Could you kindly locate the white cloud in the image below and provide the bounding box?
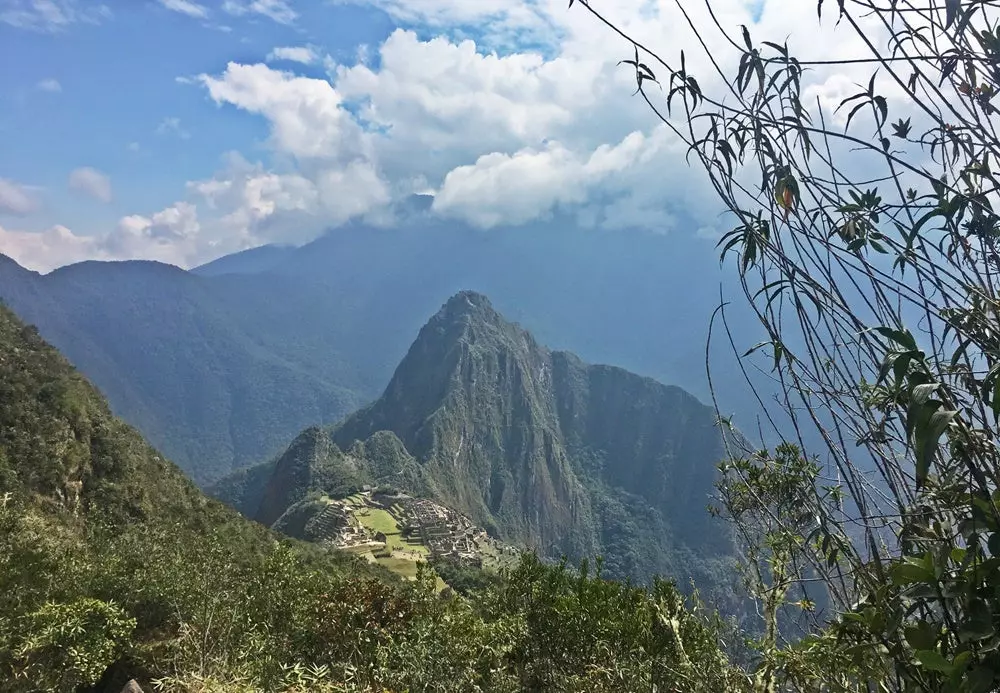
[36,78,61,93]
[17,0,917,271]
[179,23,748,252]
[431,127,711,230]
[267,45,318,65]
[0,0,111,31]
[114,201,200,252]
[0,224,107,272]
[199,62,368,161]
[68,167,113,203]
[433,144,589,227]
[158,0,209,19]
[0,204,204,272]
[156,116,191,139]
[332,0,555,47]
[189,153,389,247]
[0,178,41,215]
[221,0,296,24]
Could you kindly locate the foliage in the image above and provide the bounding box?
[429,558,503,597]
[12,598,135,692]
[1,495,748,691]
[573,0,1000,689]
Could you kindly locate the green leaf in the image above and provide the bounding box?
[953,650,973,672]
[912,383,940,406]
[874,326,917,351]
[988,532,1000,557]
[945,0,960,29]
[891,561,934,585]
[959,607,994,643]
[915,648,953,673]
[912,405,957,487]
[905,621,938,650]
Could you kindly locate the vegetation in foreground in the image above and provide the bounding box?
[2,501,747,692]
[569,0,1000,689]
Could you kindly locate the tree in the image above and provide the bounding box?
[572,0,1000,690]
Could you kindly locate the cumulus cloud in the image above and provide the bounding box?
[0,178,41,216]
[159,0,209,19]
[267,46,318,64]
[0,0,111,31]
[199,62,368,161]
[0,203,206,273]
[23,0,914,269]
[0,224,112,272]
[189,153,389,246]
[68,167,113,203]
[221,0,296,24]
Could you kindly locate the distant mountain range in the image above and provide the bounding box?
[0,217,763,485]
[215,292,737,597]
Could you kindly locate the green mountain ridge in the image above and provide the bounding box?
[0,256,362,485]
[219,291,736,596]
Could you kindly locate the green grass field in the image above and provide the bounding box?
[358,508,400,535]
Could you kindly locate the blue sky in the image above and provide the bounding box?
[1,1,394,246]
[0,0,860,271]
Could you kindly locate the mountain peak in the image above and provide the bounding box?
[437,290,495,319]
[320,292,733,585]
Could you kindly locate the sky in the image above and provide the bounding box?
[0,0,887,272]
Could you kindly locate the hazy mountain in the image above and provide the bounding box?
[220,292,736,595]
[192,244,295,277]
[0,216,764,485]
[0,257,363,485]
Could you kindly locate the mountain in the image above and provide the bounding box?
[0,299,388,686]
[0,300,210,524]
[220,291,736,595]
[192,243,295,277]
[0,258,362,485]
[0,217,765,486]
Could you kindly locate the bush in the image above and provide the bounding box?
[12,597,135,692]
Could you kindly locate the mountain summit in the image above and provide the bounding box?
[220,291,735,593]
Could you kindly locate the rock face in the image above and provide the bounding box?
[218,292,736,599]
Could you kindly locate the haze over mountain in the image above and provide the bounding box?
[218,291,736,598]
[0,216,764,486]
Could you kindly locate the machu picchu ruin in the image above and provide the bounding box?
[300,489,514,579]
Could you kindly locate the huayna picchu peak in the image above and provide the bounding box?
[216,291,736,600]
